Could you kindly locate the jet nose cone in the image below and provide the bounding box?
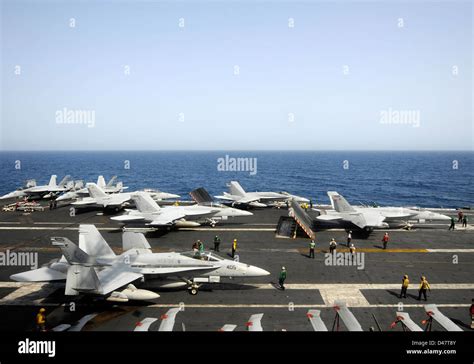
[247,266,270,277]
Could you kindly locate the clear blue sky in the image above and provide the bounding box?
[1,0,472,150]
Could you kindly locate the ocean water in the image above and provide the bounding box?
[0,151,472,208]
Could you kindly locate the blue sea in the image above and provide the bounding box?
[0,151,472,208]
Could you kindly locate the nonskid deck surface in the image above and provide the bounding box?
[0,203,472,331]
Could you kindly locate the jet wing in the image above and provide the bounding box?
[10,267,67,282]
[111,215,146,223]
[138,266,219,275]
[382,212,415,220]
[236,196,261,204]
[361,213,387,228]
[97,265,143,295]
[147,211,187,226]
[183,208,219,218]
[214,195,235,201]
[316,215,343,221]
[344,213,386,229]
[72,198,96,206]
[104,196,130,207]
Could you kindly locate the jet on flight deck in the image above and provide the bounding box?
[10,225,270,301]
[0,175,72,200]
[111,191,253,228]
[312,191,451,233]
[215,181,309,208]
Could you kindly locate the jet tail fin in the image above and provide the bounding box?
[58,175,72,187]
[97,176,107,188]
[122,232,152,252]
[26,179,37,188]
[87,183,108,199]
[327,191,356,213]
[79,224,116,257]
[189,187,214,204]
[52,237,92,264]
[48,175,58,187]
[65,265,100,295]
[229,181,246,196]
[131,192,161,213]
[106,176,117,187]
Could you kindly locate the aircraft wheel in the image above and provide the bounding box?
[188,288,198,295]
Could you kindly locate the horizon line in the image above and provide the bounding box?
[0,149,473,153]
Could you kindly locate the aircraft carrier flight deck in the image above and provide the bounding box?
[0,200,472,332]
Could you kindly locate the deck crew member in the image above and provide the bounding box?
[198,240,204,254]
[449,217,456,230]
[231,239,238,258]
[36,308,46,332]
[349,243,356,257]
[309,240,315,259]
[457,210,464,223]
[279,267,287,290]
[213,235,221,252]
[417,276,431,301]
[329,239,337,254]
[400,275,409,298]
[347,231,352,247]
[462,215,468,228]
[382,233,389,250]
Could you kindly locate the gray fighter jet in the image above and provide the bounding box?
[215,181,309,208]
[312,191,451,233]
[57,176,128,202]
[111,191,252,227]
[10,225,269,300]
[1,175,72,200]
[71,183,131,210]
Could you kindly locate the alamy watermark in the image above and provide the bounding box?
[18,339,55,358]
[56,107,95,128]
[217,155,257,176]
[324,252,365,270]
[380,107,420,128]
[0,250,38,270]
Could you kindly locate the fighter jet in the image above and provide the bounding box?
[111,191,252,228]
[10,225,270,300]
[97,175,127,193]
[57,176,127,202]
[56,180,86,202]
[0,179,37,199]
[71,183,132,210]
[140,188,180,201]
[1,175,72,200]
[313,191,450,233]
[215,181,309,208]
